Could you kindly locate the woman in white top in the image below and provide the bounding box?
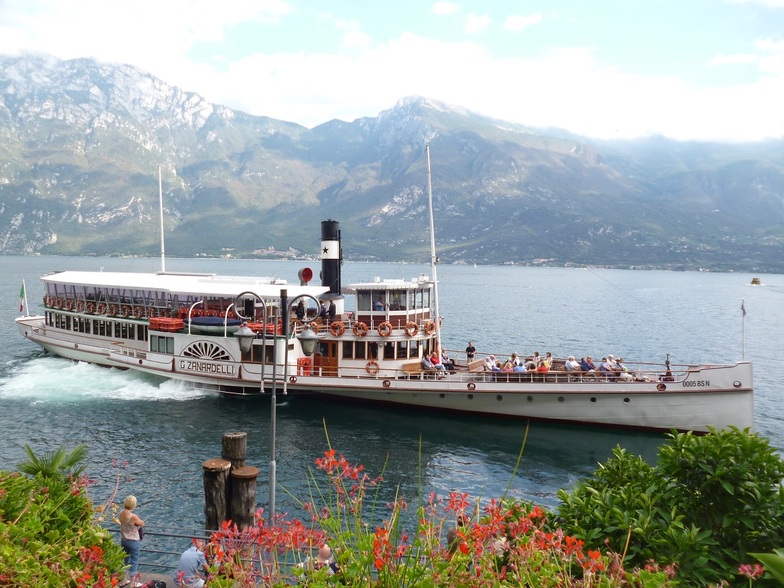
[119,495,145,587]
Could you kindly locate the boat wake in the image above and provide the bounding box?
[0,356,209,402]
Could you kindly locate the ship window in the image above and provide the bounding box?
[151,335,174,354]
[357,291,371,311]
[389,292,405,311]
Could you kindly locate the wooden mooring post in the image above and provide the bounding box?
[203,432,258,531]
[202,458,231,532]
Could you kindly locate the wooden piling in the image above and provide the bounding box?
[202,458,231,531]
[230,465,260,530]
[221,432,247,469]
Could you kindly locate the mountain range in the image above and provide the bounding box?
[1,54,783,272]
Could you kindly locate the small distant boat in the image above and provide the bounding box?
[751,277,761,285]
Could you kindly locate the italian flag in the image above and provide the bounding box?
[19,283,25,312]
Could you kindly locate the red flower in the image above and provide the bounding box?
[739,563,765,579]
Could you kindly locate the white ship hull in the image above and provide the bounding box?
[16,313,753,433]
[14,217,754,434]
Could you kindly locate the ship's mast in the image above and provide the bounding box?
[158,164,166,273]
[426,144,442,351]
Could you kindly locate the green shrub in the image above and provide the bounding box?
[557,427,784,587]
[0,448,127,586]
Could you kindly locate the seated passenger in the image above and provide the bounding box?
[543,352,553,368]
[529,352,541,368]
[421,357,435,371]
[580,356,596,373]
[429,352,447,372]
[599,357,616,381]
[535,361,549,373]
[507,352,521,366]
[616,357,633,381]
[441,350,456,371]
[484,355,496,371]
[502,361,514,372]
[564,356,580,371]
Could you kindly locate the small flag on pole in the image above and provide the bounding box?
[741,300,746,317]
[19,283,25,312]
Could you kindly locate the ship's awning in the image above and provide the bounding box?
[41,271,329,299]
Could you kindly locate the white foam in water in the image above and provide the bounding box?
[0,356,210,402]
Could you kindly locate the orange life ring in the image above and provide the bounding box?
[424,320,436,335]
[65,298,74,311]
[353,322,369,337]
[121,306,130,318]
[329,321,346,337]
[108,305,118,317]
[133,307,143,319]
[146,307,155,318]
[366,360,380,375]
[404,321,419,337]
[377,321,393,337]
[56,297,64,309]
[85,302,94,314]
[75,300,85,312]
[97,303,107,315]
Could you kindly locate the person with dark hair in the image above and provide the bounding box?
[328,300,336,323]
[173,539,209,588]
[465,341,476,362]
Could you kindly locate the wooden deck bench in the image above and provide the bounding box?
[401,361,436,379]
[468,359,486,372]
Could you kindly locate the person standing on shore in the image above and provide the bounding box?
[119,495,144,588]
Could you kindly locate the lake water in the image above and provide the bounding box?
[1,255,781,569]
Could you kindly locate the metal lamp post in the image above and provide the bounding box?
[234,290,321,521]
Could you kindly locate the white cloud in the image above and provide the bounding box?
[432,2,459,16]
[710,53,758,65]
[504,13,543,32]
[1,0,782,141]
[464,13,491,34]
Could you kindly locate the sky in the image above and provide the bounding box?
[1,0,783,142]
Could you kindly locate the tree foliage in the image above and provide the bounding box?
[556,427,784,587]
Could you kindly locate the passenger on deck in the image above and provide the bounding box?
[484,355,501,371]
[465,341,476,363]
[502,361,514,372]
[441,350,456,371]
[507,352,521,366]
[616,358,634,381]
[564,356,580,371]
[544,352,553,368]
[580,356,596,377]
[535,361,549,373]
[525,351,541,370]
[599,357,616,381]
[429,352,447,378]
